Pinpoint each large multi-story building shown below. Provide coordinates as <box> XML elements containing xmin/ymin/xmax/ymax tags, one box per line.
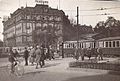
<box><xmin>2</xmin><ymin>4</ymin><xmax>71</xmax><ymax>49</ymax></box>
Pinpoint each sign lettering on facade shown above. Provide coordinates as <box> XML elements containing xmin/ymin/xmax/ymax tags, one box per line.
<box><xmin>35</xmin><ymin>0</ymin><xmax>48</xmax><ymax>4</ymax></box>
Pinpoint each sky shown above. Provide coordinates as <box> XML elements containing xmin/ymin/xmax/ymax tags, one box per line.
<box><xmin>0</xmin><ymin>0</ymin><xmax>120</xmax><ymax>41</ymax></box>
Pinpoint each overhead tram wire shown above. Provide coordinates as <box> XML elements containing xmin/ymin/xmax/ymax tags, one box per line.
<box><xmin>63</xmin><ymin>6</ymin><xmax>120</xmax><ymax>12</ymax></box>
<box><xmin>80</xmin><ymin>13</ymin><xmax>120</xmax><ymax>16</ymax></box>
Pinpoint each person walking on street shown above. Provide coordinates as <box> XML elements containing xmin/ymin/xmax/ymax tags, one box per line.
<box><xmin>24</xmin><ymin>47</ymin><xmax>29</xmax><ymax>66</ymax></box>
<box><xmin>81</xmin><ymin>48</ymin><xmax>85</xmax><ymax>61</ymax></box>
<box><xmin>87</xmin><ymin>47</ymin><xmax>92</xmax><ymax>60</ymax></box>
<box><xmin>74</xmin><ymin>46</ymin><xmax>79</xmax><ymax>60</ymax></box>
<box><xmin>49</xmin><ymin>46</ymin><xmax>55</xmax><ymax>60</ymax></box>
<box><xmin>97</xmin><ymin>48</ymin><xmax>103</xmax><ymax>60</ymax></box>
<box><xmin>29</xmin><ymin>46</ymin><xmax>36</xmax><ymax>65</ymax></box>
<box><xmin>35</xmin><ymin>46</ymin><xmax>42</xmax><ymax>69</ymax></box>
<box><xmin>40</xmin><ymin>46</ymin><xmax>45</xmax><ymax>66</ymax></box>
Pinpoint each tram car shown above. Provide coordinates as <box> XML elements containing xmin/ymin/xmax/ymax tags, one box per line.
<box><xmin>63</xmin><ymin>36</ymin><xmax>120</xmax><ymax>57</ymax></box>
<box><xmin>63</xmin><ymin>39</ymin><xmax>95</xmax><ymax>57</ymax></box>
<box><xmin>97</xmin><ymin>36</ymin><xmax>120</xmax><ymax>57</ymax></box>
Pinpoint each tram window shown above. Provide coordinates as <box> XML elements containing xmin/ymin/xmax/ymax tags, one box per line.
<box><xmin>73</xmin><ymin>43</ymin><xmax>75</xmax><ymax>48</ymax></box>
<box><xmin>106</xmin><ymin>42</ymin><xmax>108</xmax><ymax>47</ymax></box>
<box><xmin>116</xmin><ymin>41</ymin><xmax>119</xmax><ymax>47</ymax></box>
<box><xmin>70</xmin><ymin>43</ymin><xmax>72</xmax><ymax>48</ymax></box>
<box><xmin>94</xmin><ymin>42</ymin><xmax>95</xmax><ymax>48</ymax></box>
<box><xmin>67</xmin><ymin>44</ymin><xmax>69</xmax><ymax>48</ymax></box>
<box><xmin>109</xmin><ymin>41</ymin><xmax>111</xmax><ymax>47</ymax></box>
<box><xmin>81</xmin><ymin>43</ymin><xmax>83</xmax><ymax>48</ymax></box>
<box><xmin>80</xmin><ymin>43</ymin><xmax>81</xmax><ymax>48</ymax></box>
<box><xmin>113</xmin><ymin>41</ymin><xmax>115</xmax><ymax>47</ymax></box>
<box><xmin>68</xmin><ymin>44</ymin><xmax>70</xmax><ymax>48</ymax></box>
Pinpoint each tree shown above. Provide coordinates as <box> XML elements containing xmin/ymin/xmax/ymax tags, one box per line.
<box><xmin>94</xmin><ymin>16</ymin><xmax>120</xmax><ymax>38</ymax></box>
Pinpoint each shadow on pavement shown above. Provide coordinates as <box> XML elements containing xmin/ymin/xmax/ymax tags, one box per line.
<box><xmin>24</xmin><ymin>70</ymin><xmax>45</xmax><ymax>76</ymax></box>
<box><xmin>44</xmin><ymin>63</ymin><xmax>61</xmax><ymax>68</ymax></box>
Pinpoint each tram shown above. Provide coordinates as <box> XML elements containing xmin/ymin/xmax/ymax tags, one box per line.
<box><xmin>63</xmin><ymin>36</ymin><xmax>120</xmax><ymax>57</ymax></box>
<box><xmin>97</xmin><ymin>36</ymin><xmax>120</xmax><ymax>57</ymax></box>
<box><xmin>63</xmin><ymin>39</ymin><xmax>95</xmax><ymax>57</ymax></box>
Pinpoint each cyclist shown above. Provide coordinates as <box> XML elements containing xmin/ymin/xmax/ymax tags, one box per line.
<box><xmin>8</xmin><ymin>47</ymin><xmax>19</xmax><ymax>73</ymax></box>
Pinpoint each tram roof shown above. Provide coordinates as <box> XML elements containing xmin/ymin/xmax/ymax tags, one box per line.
<box><xmin>64</xmin><ymin>39</ymin><xmax>95</xmax><ymax>43</ymax></box>
<box><xmin>98</xmin><ymin>36</ymin><xmax>120</xmax><ymax>41</ymax></box>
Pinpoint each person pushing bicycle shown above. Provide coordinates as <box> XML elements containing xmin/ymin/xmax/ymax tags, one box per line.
<box><xmin>8</xmin><ymin>47</ymin><xmax>19</xmax><ymax>73</ymax></box>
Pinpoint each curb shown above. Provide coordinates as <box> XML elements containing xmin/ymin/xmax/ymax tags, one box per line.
<box><xmin>67</xmin><ymin>67</ymin><xmax>120</xmax><ymax>75</ymax></box>
<box><xmin>67</xmin><ymin>67</ymin><xmax>109</xmax><ymax>73</ymax></box>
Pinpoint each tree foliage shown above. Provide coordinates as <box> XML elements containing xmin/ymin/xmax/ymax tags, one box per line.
<box><xmin>94</xmin><ymin>16</ymin><xmax>120</xmax><ymax>38</ymax></box>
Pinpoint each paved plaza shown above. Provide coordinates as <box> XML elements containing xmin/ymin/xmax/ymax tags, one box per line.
<box><xmin>0</xmin><ymin>57</ymin><xmax>120</xmax><ymax>81</ymax></box>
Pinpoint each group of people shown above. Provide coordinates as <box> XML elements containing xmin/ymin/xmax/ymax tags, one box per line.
<box><xmin>8</xmin><ymin>44</ymin><xmax>56</xmax><ymax>72</ymax></box>
<box><xmin>27</xmin><ymin>45</ymin><xmax>45</xmax><ymax>69</ymax></box>
<box><xmin>74</xmin><ymin>47</ymin><xmax>103</xmax><ymax>61</ymax></box>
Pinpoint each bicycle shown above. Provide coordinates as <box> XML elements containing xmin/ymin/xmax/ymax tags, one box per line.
<box><xmin>6</xmin><ymin>59</ymin><xmax>24</xmax><ymax>77</ymax></box>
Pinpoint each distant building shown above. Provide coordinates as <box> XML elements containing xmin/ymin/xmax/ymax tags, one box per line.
<box><xmin>2</xmin><ymin>4</ymin><xmax>71</xmax><ymax>50</ymax></box>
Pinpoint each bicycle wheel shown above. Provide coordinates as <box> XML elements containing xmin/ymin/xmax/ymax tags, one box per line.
<box><xmin>15</xmin><ymin>65</ymin><xmax>24</xmax><ymax>77</ymax></box>
<box><xmin>6</xmin><ymin>64</ymin><xmax>14</xmax><ymax>76</ymax></box>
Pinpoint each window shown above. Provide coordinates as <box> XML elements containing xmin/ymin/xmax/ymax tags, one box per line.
<box><xmin>113</xmin><ymin>41</ymin><xmax>115</xmax><ymax>47</ymax></box>
<box><xmin>106</xmin><ymin>42</ymin><xmax>108</xmax><ymax>47</ymax></box>
<box><xmin>116</xmin><ymin>41</ymin><xmax>119</xmax><ymax>47</ymax></box>
<box><xmin>109</xmin><ymin>41</ymin><xmax>111</xmax><ymax>47</ymax></box>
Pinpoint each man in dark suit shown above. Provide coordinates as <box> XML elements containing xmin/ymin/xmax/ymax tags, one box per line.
<box><xmin>24</xmin><ymin>47</ymin><xmax>29</xmax><ymax>66</ymax></box>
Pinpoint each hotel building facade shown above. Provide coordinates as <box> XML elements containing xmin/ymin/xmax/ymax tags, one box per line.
<box><xmin>3</xmin><ymin>4</ymin><xmax>71</xmax><ymax>50</ymax></box>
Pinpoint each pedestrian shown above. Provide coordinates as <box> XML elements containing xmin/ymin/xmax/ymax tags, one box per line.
<box><xmin>97</xmin><ymin>48</ymin><xmax>103</xmax><ymax>60</ymax></box>
<box><xmin>49</xmin><ymin>47</ymin><xmax>55</xmax><ymax>60</ymax></box>
<box><xmin>29</xmin><ymin>46</ymin><xmax>36</xmax><ymax>65</ymax></box>
<box><xmin>35</xmin><ymin>46</ymin><xmax>42</xmax><ymax>69</ymax></box>
<box><xmin>24</xmin><ymin>47</ymin><xmax>29</xmax><ymax>66</ymax></box>
<box><xmin>74</xmin><ymin>46</ymin><xmax>79</xmax><ymax>60</ymax></box>
<box><xmin>87</xmin><ymin>47</ymin><xmax>92</xmax><ymax>60</ymax></box>
<box><xmin>81</xmin><ymin>48</ymin><xmax>85</xmax><ymax>61</ymax></box>
<box><xmin>40</xmin><ymin>46</ymin><xmax>45</xmax><ymax>66</ymax></box>
<box><xmin>46</xmin><ymin>47</ymin><xmax>50</xmax><ymax>60</ymax></box>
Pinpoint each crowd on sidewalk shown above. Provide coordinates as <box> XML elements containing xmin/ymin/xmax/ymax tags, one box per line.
<box><xmin>8</xmin><ymin>44</ymin><xmax>58</xmax><ymax>71</ymax></box>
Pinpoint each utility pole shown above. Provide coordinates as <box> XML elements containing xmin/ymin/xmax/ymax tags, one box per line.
<box><xmin>77</xmin><ymin>6</ymin><xmax>79</xmax><ymax>48</ymax></box>
<box><xmin>75</xmin><ymin>6</ymin><xmax>79</xmax><ymax>60</ymax></box>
